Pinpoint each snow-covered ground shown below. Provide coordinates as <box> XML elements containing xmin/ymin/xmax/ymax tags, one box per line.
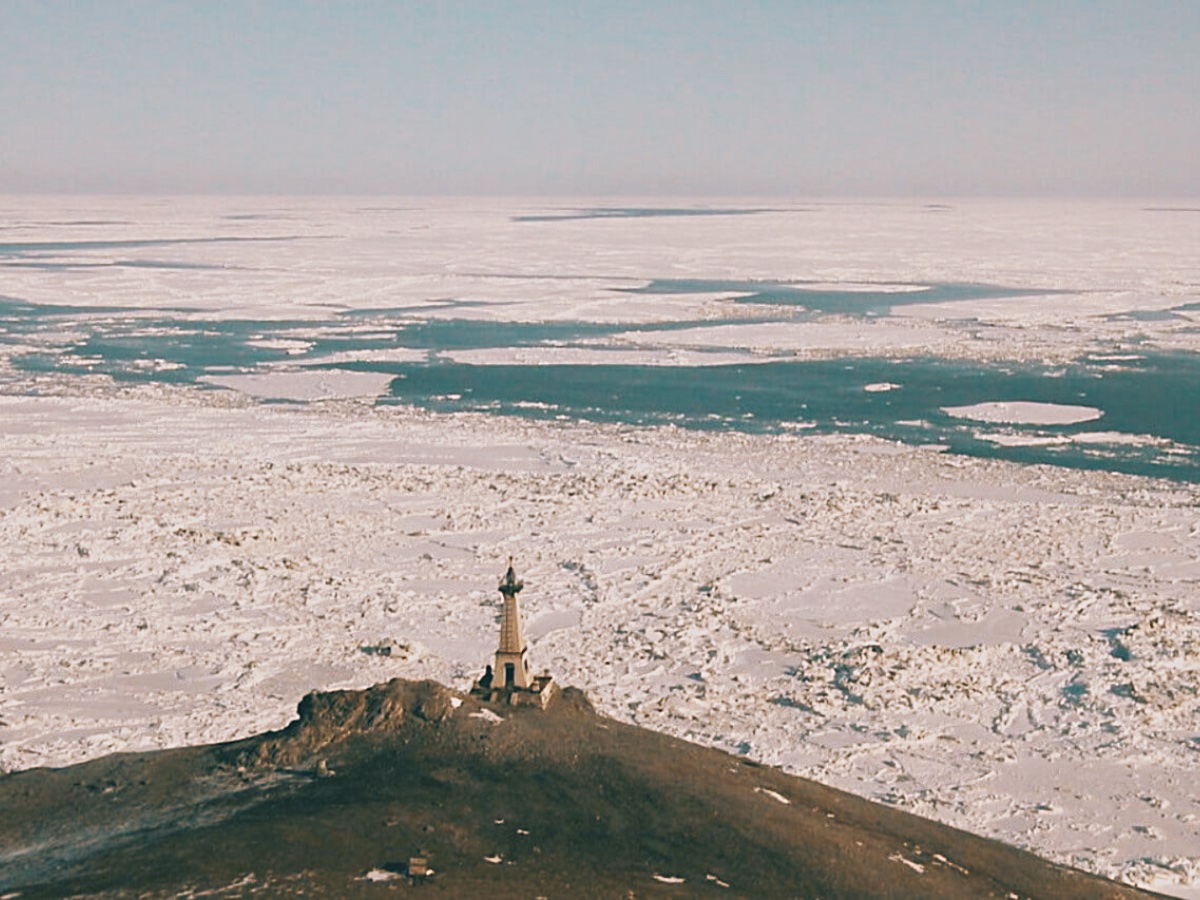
<box><xmin>1</xmin><ymin>197</ymin><xmax>1199</xmax><ymax>895</ymax></box>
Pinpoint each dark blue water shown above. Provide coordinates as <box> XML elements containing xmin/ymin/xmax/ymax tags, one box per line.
<box><xmin>0</xmin><ymin>236</ymin><xmax>298</xmax><ymax>258</ymax></box>
<box><xmin>4</xmin><ymin>293</ymin><xmax>1199</xmax><ymax>482</ymax></box>
<box><xmin>363</xmin><ymin>356</ymin><xmax>1200</xmax><ymax>482</ymax></box>
<box><xmin>512</xmin><ymin>207</ymin><xmax>779</xmax><ymax>223</ymax></box>
<box><xmin>619</xmin><ymin>279</ymin><xmax>1066</xmax><ymax>316</ymax></box>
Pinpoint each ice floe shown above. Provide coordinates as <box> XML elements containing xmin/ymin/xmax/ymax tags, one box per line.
<box><xmin>942</xmin><ymin>401</ymin><xmax>1104</xmax><ymax>425</ymax></box>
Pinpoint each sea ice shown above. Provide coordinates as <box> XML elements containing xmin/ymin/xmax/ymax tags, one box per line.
<box><xmin>942</xmin><ymin>401</ymin><xmax>1104</xmax><ymax>425</ymax></box>
<box><xmin>2</xmin><ymin>196</ymin><xmax>1199</xmax><ymax>896</ymax></box>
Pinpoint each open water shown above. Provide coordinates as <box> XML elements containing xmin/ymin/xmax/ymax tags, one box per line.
<box><xmin>4</xmin><ymin>282</ymin><xmax>1199</xmax><ymax>482</ymax></box>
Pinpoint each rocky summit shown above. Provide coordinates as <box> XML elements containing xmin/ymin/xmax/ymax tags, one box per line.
<box><xmin>0</xmin><ymin>678</ymin><xmax>1165</xmax><ymax>898</ymax></box>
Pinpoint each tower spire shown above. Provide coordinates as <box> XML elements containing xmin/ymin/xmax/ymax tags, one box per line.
<box><xmin>493</xmin><ymin>558</ymin><xmax>531</xmax><ymax>689</ymax></box>
<box><xmin>471</xmin><ymin>558</ymin><xmax>557</xmax><ymax>707</ymax></box>
<box><xmin>497</xmin><ymin>558</ymin><xmax>525</xmax><ymax>655</ymax></box>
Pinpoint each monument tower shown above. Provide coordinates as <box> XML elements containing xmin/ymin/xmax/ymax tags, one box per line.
<box><xmin>493</xmin><ymin>559</ymin><xmax>531</xmax><ymax>689</ymax></box>
<box><xmin>472</xmin><ymin>559</ymin><xmax>557</xmax><ymax>706</ymax></box>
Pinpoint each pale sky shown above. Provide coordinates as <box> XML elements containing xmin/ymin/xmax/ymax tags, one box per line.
<box><xmin>2</xmin><ymin>1</ymin><xmax>1197</xmax><ymax>196</ymax></box>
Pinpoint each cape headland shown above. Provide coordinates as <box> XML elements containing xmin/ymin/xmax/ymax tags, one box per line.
<box><xmin>0</xmin><ymin>676</ymin><xmax>1165</xmax><ymax>899</ymax></box>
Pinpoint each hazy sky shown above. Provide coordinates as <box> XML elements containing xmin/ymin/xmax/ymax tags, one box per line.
<box><xmin>2</xmin><ymin>1</ymin><xmax>1197</xmax><ymax>196</ymax></box>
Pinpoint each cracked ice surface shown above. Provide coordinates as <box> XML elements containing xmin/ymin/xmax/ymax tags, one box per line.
<box><xmin>1</xmin><ymin>390</ymin><xmax>1197</xmax><ymax>894</ymax></box>
<box><xmin>2</xmin><ymin>196</ymin><xmax>1200</xmax><ymax>896</ymax></box>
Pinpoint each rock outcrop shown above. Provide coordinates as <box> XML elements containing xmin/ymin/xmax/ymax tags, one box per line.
<box><xmin>235</xmin><ymin>678</ymin><xmax>458</xmax><ymax>769</ymax></box>
<box><xmin>0</xmin><ymin>678</ymin><xmax>1167</xmax><ymax>899</ymax></box>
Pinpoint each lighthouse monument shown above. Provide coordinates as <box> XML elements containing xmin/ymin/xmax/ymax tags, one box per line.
<box><xmin>471</xmin><ymin>560</ymin><xmax>557</xmax><ymax>707</ymax></box>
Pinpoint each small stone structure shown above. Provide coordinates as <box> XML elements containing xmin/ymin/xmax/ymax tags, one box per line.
<box><xmin>407</xmin><ymin>856</ymin><xmax>429</xmax><ymax>879</ymax></box>
<box><xmin>471</xmin><ymin>560</ymin><xmax>557</xmax><ymax>707</ymax></box>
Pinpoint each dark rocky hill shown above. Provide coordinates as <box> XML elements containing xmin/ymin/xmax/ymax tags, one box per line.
<box><xmin>0</xmin><ymin>678</ymin><xmax>1165</xmax><ymax>898</ymax></box>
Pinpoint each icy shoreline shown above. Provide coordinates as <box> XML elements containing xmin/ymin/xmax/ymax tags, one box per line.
<box><xmin>1</xmin><ymin>383</ymin><xmax>1197</xmax><ymax>895</ymax></box>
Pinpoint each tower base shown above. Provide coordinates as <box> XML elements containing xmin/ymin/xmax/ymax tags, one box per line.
<box><xmin>470</xmin><ymin>672</ymin><xmax>558</xmax><ymax>709</ymax></box>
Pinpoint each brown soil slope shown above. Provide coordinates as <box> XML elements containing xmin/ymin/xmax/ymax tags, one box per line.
<box><xmin>0</xmin><ymin>679</ymin><xmax>1165</xmax><ymax>899</ymax></box>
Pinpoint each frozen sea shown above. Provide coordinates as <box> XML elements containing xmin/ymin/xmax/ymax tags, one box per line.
<box><xmin>4</xmin><ymin>211</ymin><xmax>1200</xmax><ymax>482</ymax></box>
<box><xmin>1</xmin><ymin>197</ymin><xmax>1199</xmax><ymax>894</ymax></box>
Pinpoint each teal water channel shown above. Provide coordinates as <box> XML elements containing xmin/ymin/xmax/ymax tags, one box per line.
<box><xmin>4</xmin><ymin>292</ymin><xmax>1199</xmax><ymax>482</ymax></box>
